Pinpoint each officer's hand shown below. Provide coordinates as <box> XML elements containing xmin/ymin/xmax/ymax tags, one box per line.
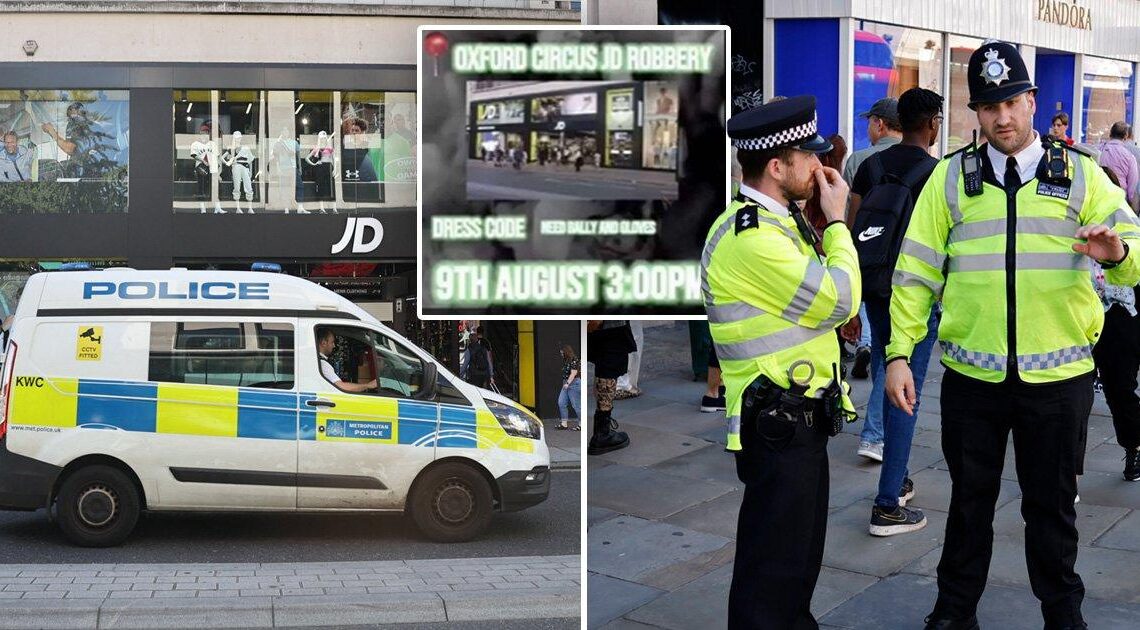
<box><xmin>885</xmin><ymin>359</ymin><xmax>916</xmax><ymax>416</ymax></box>
<box><xmin>813</xmin><ymin>166</ymin><xmax>849</xmax><ymax>223</ymax></box>
<box><xmin>1073</xmin><ymin>224</ymin><xmax>1126</xmax><ymax>263</ymax></box>
<box><xmin>840</xmin><ymin>317</ymin><xmax>862</xmax><ymax>342</ymax></box>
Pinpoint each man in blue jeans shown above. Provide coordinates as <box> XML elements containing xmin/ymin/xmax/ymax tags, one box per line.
<box><xmin>855</xmin><ymin>303</ymin><xmax>884</xmax><ymax>461</ymax></box>
<box><xmin>848</xmin><ymin>87</ymin><xmax>945</xmax><ymax>534</ymax></box>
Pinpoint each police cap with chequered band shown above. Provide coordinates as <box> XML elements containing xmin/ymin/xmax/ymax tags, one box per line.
<box><xmin>967</xmin><ymin>41</ymin><xmax>1037</xmax><ymax>110</ymax></box>
<box><xmin>728</xmin><ymin>95</ymin><xmax>832</xmax><ymax>154</ymax></box>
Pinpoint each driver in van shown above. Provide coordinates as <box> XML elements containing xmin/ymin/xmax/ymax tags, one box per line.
<box><xmin>316</xmin><ymin>327</ymin><xmax>376</xmax><ymax>393</ymax></box>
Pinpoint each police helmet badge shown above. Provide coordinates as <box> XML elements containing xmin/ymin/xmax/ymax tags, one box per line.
<box><xmin>980</xmin><ymin>48</ymin><xmax>1011</xmax><ymax>86</ymax></box>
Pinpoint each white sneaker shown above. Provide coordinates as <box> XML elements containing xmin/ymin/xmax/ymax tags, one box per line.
<box><xmin>858</xmin><ymin>441</ymin><xmax>884</xmax><ymax>462</ymax></box>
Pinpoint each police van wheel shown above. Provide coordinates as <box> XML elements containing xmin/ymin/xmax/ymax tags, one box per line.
<box><xmin>56</xmin><ymin>465</ymin><xmax>141</xmax><ymax>547</ymax></box>
<box><xmin>410</xmin><ymin>463</ymin><xmax>493</xmax><ymax>543</ymax></box>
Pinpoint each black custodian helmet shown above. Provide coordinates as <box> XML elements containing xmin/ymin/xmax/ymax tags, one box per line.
<box><xmin>967</xmin><ymin>41</ymin><xmax>1037</xmax><ymax>110</ymax></box>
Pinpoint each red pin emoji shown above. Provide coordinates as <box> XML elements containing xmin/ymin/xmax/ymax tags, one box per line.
<box><xmin>424</xmin><ymin>31</ymin><xmax>449</xmax><ymax>78</ymax></box>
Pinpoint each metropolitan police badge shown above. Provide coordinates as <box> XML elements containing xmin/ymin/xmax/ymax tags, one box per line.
<box><xmin>980</xmin><ymin>48</ymin><xmax>1011</xmax><ymax>86</ymax></box>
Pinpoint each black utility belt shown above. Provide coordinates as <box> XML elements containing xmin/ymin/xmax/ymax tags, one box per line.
<box><xmin>741</xmin><ymin>373</ymin><xmax>845</xmax><ymax>437</ymax></box>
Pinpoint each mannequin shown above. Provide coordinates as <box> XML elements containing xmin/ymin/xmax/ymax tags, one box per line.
<box><xmin>305</xmin><ymin>130</ymin><xmax>337</xmax><ymax>213</ymax></box>
<box><xmin>220</xmin><ymin>131</ymin><xmax>256</xmax><ymax>213</ymax></box>
<box><xmin>188</xmin><ymin>131</ymin><xmax>217</xmax><ymax>213</ymax></box>
<box><xmin>269</xmin><ymin>126</ymin><xmax>307</xmax><ymax>213</ymax></box>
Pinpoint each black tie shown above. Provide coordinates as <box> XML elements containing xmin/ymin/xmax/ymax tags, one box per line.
<box><xmin>1005</xmin><ymin>156</ymin><xmax>1020</xmax><ymax>192</ymax></box>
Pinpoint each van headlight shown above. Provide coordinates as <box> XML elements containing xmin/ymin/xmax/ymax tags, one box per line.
<box><xmin>486</xmin><ymin>400</ymin><xmax>542</xmax><ymax>439</ymax></box>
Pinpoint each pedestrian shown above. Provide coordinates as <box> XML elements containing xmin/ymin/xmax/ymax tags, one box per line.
<box><xmin>573</xmin><ymin>146</ymin><xmax>584</xmax><ymax>172</ymax></box>
<box><xmin>1049</xmin><ymin>111</ymin><xmax>1075</xmax><ymax>146</ymax></box>
<box><xmin>461</xmin><ymin>325</ymin><xmax>495</xmax><ymax>390</ymax></box>
<box><xmin>848</xmin><ymin>87</ymin><xmax>944</xmax><ymax>536</ymax></box>
<box><xmin>587</xmin><ymin>320</ymin><xmax>636</xmax><ymax>455</ymax></box>
<box><xmin>703</xmin><ymin>95</ymin><xmax>860</xmax><ymax>628</ymax></box>
<box><xmin>1098</xmin><ymin>121</ymin><xmax>1139</xmax><ymax>211</ymax></box>
<box><xmin>615</xmin><ymin>321</ymin><xmax>644</xmax><ymax>399</ymax></box>
<box><xmin>557</xmin><ymin>344</ymin><xmax>582</xmax><ymax>430</ymax></box>
<box><xmin>886</xmin><ymin>41</ymin><xmax>1140</xmax><ymax>630</ymax></box>
<box><xmin>1090</xmin><ymin>167</ymin><xmax>1140</xmax><ymax>482</ymax></box>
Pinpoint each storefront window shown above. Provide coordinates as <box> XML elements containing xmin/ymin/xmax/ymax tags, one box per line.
<box><xmin>1082</xmin><ymin>56</ymin><xmax>1134</xmax><ymax>145</ymax></box>
<box><xmin>947</xmin><ymin>35</ymin><xmax>986</xmax><ymax>153</ymax></box>
<box><xmin>643</xmin><ymin>82</ymin><xmax>678</xmax><ymax>170</ymax></box>
<box><xmin>0</xmin><ymin>90</ymin><xmax>129</xmax><ymax>213</ymax></box>
<box><xmin>851</xmin><ymin>22</ymin><xmax>944</xmax><ymax>151</ymax></box>
<box><xmin>173</xmin><ymin>89</ymin><xmax>416</xmax><ymax>214</ymax></box>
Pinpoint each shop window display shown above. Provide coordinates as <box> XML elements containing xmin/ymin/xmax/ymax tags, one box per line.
<box><xmin>643</xmin><ymin>82</ymin><xmax>678</xmax><ymax>170</ymax></box>
<box><xmin>0</xmin><ymin>89</ymin><xmax>129</xmax><ymax>213</ymax></box>
<box><xmin>1082</xmin><ymin>56</ymin><xmax>1134</xmax><ymax>145</ymax></box>
<box><xmin>947</xmin><ymin>35</ymin><xmax>986</xmax><ymax>153</ymax></box>
<box><xmin>851</xmin><ymin>23</ymin><xmax>944</xmax><ymax>151</ymax></box>
<box><xmin>173</xmin><ymin>89</ymin><xmax>416</xmax><ymax>214</ymax></box>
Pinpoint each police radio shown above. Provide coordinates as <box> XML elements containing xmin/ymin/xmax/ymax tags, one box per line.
<box><xmin>962</xmin><ymin>129</ymin><xmax>983</xmax><ymax>197</ymax></box>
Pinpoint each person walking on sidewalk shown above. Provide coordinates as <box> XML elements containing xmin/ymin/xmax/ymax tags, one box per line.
<box><xmin>1090</xmin><ymin>248</ymin><xmax>1140</xmax><ymax>482</ymax></box>
<box><xmin>616</xmin><ymin>321</ymin><xmax>644</xmax><ymax>399</ymax></box>
<box><xmin>587</xmin><ymin>320</ymin><xmax>636</xmax><ymax>455</ymax></box>
<box><xmin>702</xmin><ymin>95</ymin><xmax>860</xmax><ymax>629</ymax></box>
<box><xmin>848</xmin><ymin>87</ymin><xmax>945</xmax><ymax>536</ymax></box>
<box><xmin>886</xmin><ymin>42</ymin><xmax>1140</xmax><ymax>630</ymax></box>
<box><xmin>557</xmin><ymin>344</ymin><xmax>582</xmax><ymax>430</ymax></box>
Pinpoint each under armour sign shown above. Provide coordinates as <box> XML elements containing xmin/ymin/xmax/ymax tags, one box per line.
<box><xmin>331</xmin><ymin>217</ymin><xmax>385</xmax><ymax>254</ymax></box>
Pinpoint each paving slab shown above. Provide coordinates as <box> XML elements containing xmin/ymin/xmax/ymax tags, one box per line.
<box><xmin>589</xmin><ymin>506</ymin><xmax>620</xmax><ymax>527</ymax></box>
<box><xmin>0</xmin><ymin>599</ymin><xmax>99</xmax><ymax>629</ymax></box>
<box><xmin>905</xmin><ymin>466</ymin><xmax>1022</xmax><ymax>514</ymax></box>
<box><xmin>617</xmin><ymin>402</ymin><xmax>726</xmax><ymax>438</ymax></box>
<box><xmin>272</xmin><ymin>592</ymin><xmax>446</xmax><ymax>626</ymax></box>
<box><xmin>98</xmin><ymin>596</ymin><xmax>274</xmax><ymax>629</ymax></box>
<box><xmin>993</xmin><ymin>497</ymin><xmax>1130</xmax><ymax>544</ymax></box>
<box><xmin>588</xmin><ymin>464</ymin><xmax>737</xmax><ymax>520</ymax></box>
<box><xmin>662</xmin><ymin>489</ymin><xmax>744</xmax><ymax>540</ymax></box>
<box><xmin>810</xmin><ymin>566</ymin><xmax>880</xmax><ymax>620</ymax></box>
<box><xmin>441</xmin><ymin>586</ymin><xmax>580</xmax><ymax>621</ymax></box>
<box><xmin>591</xmin><ymin>423</ymin><xmax>710</xmax><ymax>468</ymax></box>
<box><xmin>588</xmin><ymin>516</ymin><xmax>731</xmax><ymax>584</ymax></box>
<box><xmin>587</xmin><ymin>573</ymin><xmax>665</xmax><ymax>629</ymax></box>
<box><xmin>1092</xmin><ymin>508</ymin><xmax>1140</xmax><ymax>551</ymax></box>
<box><xmin>1073</xmin><ymin>470</ymin><xmax>1140</xmax><ymax>510</ymax></box>
<box><xmin>624</xmin><ymin>563</ymin><xmax>731</xmax><ymax>630</ymax></box>
<box><xmin>822</xmin><ymin>500</ymin><xmax>947</xmax><ymax>578</ymax></box>
<box><xmin>648</xmin><ymin>444</ymin><xmax>743</xmax><ymax>488</ymax></box>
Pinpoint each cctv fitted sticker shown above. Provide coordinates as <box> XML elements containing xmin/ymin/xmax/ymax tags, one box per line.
<box><xmin>76</xmin><ymin>326</ymin><xmax>103</xmax><ymax>361</ymax></box>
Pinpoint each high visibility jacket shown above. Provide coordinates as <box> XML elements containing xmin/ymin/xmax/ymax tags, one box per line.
<box><xmin>888</xmin><ymin>142</ymin><xmax>1140</xmax><ymax>383</ymax></box>
<box><xmin>702</xmin><ymin>195</ymin><xmax>861</xmax><ymax>451</ymax></box>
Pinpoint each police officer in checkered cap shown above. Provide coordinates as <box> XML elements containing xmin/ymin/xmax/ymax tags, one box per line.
<box><xmin>703</xmin><ymin>94</ymin><xmax>861</xmax><ymax>628</ymax></box>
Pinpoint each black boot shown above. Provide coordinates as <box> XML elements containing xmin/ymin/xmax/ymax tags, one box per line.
<box><xmin>588</xmin><ymin>410</ymin><xmax>629</xmax><ymax>455</ymax></box>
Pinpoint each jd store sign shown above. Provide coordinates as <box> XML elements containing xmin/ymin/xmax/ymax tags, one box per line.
<box><xmin>331</xmin><ymin>217</ymin><xmax>384</xmax><ymax>254</ymax></box>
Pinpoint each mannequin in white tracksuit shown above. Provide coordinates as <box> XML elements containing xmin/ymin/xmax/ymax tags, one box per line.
<box><xmin>220</xmin><ymin>131</ymin><xmax>255</xmax><ymax>213</ymax></box>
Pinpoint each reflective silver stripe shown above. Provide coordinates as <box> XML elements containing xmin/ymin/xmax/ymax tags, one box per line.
<box><xmin>714</xmin><ymin>325</ymin><xmax>833</xmax><ymax>361</ymax></box>
<box><xmin>781</xmin><ymin>262</ymin><xmax>826</xmax><ymax>320</ymax></box>
<box><xmin>946</xmin><ymin>153</ymin><xmax>963</xmax><ymax>225</ymax></box>
<box><xmin>1017</xmin><ymin>252</ymin><xmax>1086</xmax><ymax>271</ymax></box>
<box><xmin>707</xmin><ymin>301</ymin><xmax>766</xmax><ymax>324</ymax></box>
<box><xmin>1017</xmin><ymin>216</ymin><xmax>1079</xmax><ymax>239</ymax></box>
<box><xmin>700</xmin><ymin>213</ymin><xmax>737</xmax><ymax>304</ymax></box>
<box><xmin>1066</xmin><ymin>154</ymin><xmax>1085</xmax><ymax>224</ymax></box>
<box><xmin>940</xmin><ymin>340</ymin><xmax>1006</xmax><ymax>372</ymax></box>
<box><xmin>947</xmin><ymin>252</ymin><xmax>1085</xmax><ymax>273</ymax></box>
<box><xmin>819</xmin><ymin>267</ymin><xmax>855</xmax><ymax>328</ymax></box>
<box><xmin>893</xmin><ymin>269</ymin><xmax>943</xmax><ymax>294</ymax></box>
<box><xmin>1016</xmin><ymin>344</ymin><xmax>1093</xmax><ymax>371</ymax></box>
<box><xmin>726</xmin><ymin>414</ymin><xmax>741</xmax><ymax>435</ymax></box>
<box><xmin>899</xmin><ymin>238</ymin><xmax>946</xmax><ymax>269</ymax></box>
<box><xmin>754</xmin><ymin>213</ymin><xmax>801</xmax><ymax>244</ymax></box>
<box><xmin>1104</xmin><ymin>207</ymin><xmax>1140</xmax><ymax>229</ymax></box>
<box><xmin>949</xmin><ymin>218</ymin><xmax>1005</xmax><ymax>245</ymax></box>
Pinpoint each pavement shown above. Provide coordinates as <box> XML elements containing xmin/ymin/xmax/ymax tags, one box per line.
<box><xmin>0</xmin><ymin>422</ymin><xmax>581</xmax><ymax>628</ymax></box>
<box><xmin>587</xmin><ymin>321</ymin><xmax>1140</xmax><ymax>629</ymax></box>
<box><xmin>466</xmin><ymin>159</ymin><xmax>677</xmax><ymax>200</ymax></box>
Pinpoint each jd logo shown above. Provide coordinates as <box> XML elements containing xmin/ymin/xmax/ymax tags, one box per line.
<box><xmin>554</xmin><ymin>121</ymin><xmax>566</xmax><ymax>131</ymax></box>
<box><xmin>331</xmin><ymin>217</ymin><xmax>384</xmax><ymax>254</ymax></box>
<box><xmin>15</xmin><ymin>377</ymin><xmax>44</xmax><ymax>388</ymax></box>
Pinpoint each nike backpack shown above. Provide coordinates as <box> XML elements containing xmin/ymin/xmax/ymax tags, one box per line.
<box><xmin>850</xmin><ymin>152</ymin><xmax>937</xmax><ymax>300</ymax></box>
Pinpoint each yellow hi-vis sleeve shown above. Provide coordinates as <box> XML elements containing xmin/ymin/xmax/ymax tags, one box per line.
<box><xmin>888</xmin><ymin>161</ymin><xmax>951</xmax><ymax>362</ymax></box>
<box><xmin>1082</xmin><ymin>156</ymin><xmax>1140</xmax><ymax>286</ymax></box>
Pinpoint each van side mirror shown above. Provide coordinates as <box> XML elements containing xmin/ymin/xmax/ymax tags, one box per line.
<box><xmin>416</xmin><ymin>362</ymin><xmax>439</xmax><ymax>401</ymax></box>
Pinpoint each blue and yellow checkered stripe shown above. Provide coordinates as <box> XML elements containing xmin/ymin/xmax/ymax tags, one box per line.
<box><xmin>8</xmin><ymin>377</ymin><xmax>532</xmax><ymax>453</ymax></box>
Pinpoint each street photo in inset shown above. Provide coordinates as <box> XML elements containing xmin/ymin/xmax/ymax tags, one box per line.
<box><xmin>467</xmin><ymin>80</ymin><xmax>679</xmax><ymax>200</ymax></box>
<box><xmin>420</xmin><ymin>27</ymin><xmax>729</xmax><ymax>317</ymax></box>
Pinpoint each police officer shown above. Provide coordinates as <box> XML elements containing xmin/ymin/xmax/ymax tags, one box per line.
<box><xmin>886</xmin><ymin>42</ymin><xmax>1140</xmax><ymax>630</ymax></box>
<box><xmin>702</xmin><ymin>95</ymin><xmax>860</xmax><ymax>628</ymax></box>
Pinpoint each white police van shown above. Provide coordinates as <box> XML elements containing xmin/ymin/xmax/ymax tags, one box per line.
<box><xmin>0</xmin><ymin>268</ymin><xmax>550</xmax><ymax>546</ymax></box>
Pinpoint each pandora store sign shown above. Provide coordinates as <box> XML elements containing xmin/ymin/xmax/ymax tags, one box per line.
<box><xmin>1036</xmin><ymin>0</ymin><xmax>1093</xmax><ymax>31</ymax></box>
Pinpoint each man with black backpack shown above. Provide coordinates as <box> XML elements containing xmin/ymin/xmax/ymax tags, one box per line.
<box><xmin>849</xmin><ymin>87</ymin><xmax>944</xmax><ymax>536</ymax></box>
<box><xmin>462</xmin><ymin>325</ymin><xmax>495</xmax><ymax>390</ymax></box>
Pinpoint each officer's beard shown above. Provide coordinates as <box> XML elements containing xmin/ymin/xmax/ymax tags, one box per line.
<box><xmin>780</xmin><ymin>175</ymin><xmax>815</xmax><ymax>203</ymax></box>
<box><xmin>985</xmin><ymin>122</ymin><xmax>1035</xmax><ymax>156</ymax></box>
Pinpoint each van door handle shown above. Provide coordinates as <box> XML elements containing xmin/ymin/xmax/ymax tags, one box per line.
<box><xmin>306</xmin><ymin>398</ymin><xmax>336</xmax><ymax>408</ymax></box>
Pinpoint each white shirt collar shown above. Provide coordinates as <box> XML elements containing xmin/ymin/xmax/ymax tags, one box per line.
<box><xmin>987</xmin><ymin>132</ymin><xmax>1044</xmax><ymax>187</ymax></box>
<box><xmin>738</xmin><ymin>182</ymin><xmax>790</xmax><ymax>217</ymax></box>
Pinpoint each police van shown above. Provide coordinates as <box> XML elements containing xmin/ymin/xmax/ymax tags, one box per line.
<box><xmin>0</xmin><ymin>269</ymin><xmax>550</xmax><ymax>546</ymax></box>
